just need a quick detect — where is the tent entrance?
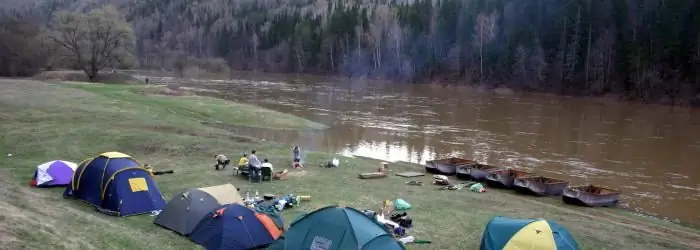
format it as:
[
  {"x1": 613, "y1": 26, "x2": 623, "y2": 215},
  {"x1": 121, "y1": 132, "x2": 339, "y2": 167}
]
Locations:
[{"x1": 301, "y1": 222, "x2": 348, "y2": 250}]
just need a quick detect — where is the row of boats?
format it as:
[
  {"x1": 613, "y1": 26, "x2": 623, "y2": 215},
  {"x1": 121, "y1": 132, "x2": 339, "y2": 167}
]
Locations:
[{"x1": 425, "y1": 157, "x2": 621, "y2": 207}]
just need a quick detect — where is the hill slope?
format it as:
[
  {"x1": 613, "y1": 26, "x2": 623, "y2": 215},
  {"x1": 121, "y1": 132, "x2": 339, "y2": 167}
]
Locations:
[{"x1": 2, "y1": 0, "x2": 700, "y2": 103}]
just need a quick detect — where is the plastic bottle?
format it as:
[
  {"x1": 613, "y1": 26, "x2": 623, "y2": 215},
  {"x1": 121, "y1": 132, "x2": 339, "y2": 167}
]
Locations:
[{"x1": 254, "y1": 190, "x2": 260, "y2": 201}]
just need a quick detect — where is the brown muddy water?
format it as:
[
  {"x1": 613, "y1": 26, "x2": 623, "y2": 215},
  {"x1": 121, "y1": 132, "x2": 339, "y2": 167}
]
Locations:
[{"x1": 137, "y1": 73, "x2": 700, "y2": 225}]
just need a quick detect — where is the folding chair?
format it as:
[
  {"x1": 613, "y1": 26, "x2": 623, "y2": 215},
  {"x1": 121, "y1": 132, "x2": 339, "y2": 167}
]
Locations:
[{"x1": 261, "y1": 167, "x2": 273, "y2": 181}]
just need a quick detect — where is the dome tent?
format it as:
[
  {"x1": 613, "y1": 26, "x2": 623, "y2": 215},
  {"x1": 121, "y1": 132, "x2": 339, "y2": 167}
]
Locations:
[
  {"x1": 31, "y1": 160, "x2": 77, "y2": 187},
  {"x1": 154, "y1": 184, "x2": 243, "y2": 235},
  {"x1": 480, "y1": 216, "x2": 580, "y2": 250},
  {"x1": 189, "y1": 203, "x2": 283, "y2": 250},
  {"x1": 63, "y1": 151, "x2": 165, "y2": 216},
  {"x1": 268, "y1": 205, "x2": 405, "y2": 250}
]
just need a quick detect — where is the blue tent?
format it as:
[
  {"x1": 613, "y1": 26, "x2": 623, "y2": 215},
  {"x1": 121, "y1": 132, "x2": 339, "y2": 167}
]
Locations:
[
  {"x1": 189, "y1": 203, "x2": 283, "y2": 250},
  {"x1": 63, "y1": 152, "x2": 165, "y2": 216},
  {"x1": 480, "y1": 216, "x2": 580, "y2": 250},
  {"x1": 268, "y1": 205, "x2": 405, "y2": 250}
]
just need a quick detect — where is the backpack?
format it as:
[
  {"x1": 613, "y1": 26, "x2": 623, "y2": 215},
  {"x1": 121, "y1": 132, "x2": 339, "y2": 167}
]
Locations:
[{"x1": 390, "y1": 212, "x2": 413, "y2": 229}]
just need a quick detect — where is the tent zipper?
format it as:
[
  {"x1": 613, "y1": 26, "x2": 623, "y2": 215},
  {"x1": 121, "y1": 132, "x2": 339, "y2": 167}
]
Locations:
[{"x1": 241, "y1": 220, "x2": 255, "y2": 244}]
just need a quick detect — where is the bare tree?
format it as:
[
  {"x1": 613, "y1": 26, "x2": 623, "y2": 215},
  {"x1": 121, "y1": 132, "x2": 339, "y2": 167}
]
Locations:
[
  {"x1": 589, "y1": 29, "x2": 614, "y2": 94},
  {"x1": 387, "y1": 19, "x2": 403, "y2": 74},
  {"x1": 48, "y1": 5, "x2": 135, "y2": 82},
  {"x1": 368, "y1": 5, "x2": 390, "y2": 70},
  {"x1": 472, "y1": 11, "x2": 499, "y2": 79},
  {"x1": 368, "y1": 23, "x2": 382, "y2": 70},
  {"x1": 292, "y1": 22, "x2": 312, "y2": 72},
  {"x1": 171, "y1": 51, "x2": 190, "y2": 77},
  {"x1": 513, "y1": 45, "x2": 530, "y2": 86},
  {"x1": 251, "y1": 31, "x2": 259, "y2": 72},
  {"x1": 513, "y1": 39, "x2": 548, "y2": 90},
  {"x1": 531, "y1": 43, "x2": 548, "y2": 84},
  {"x1": 319, "y1": 36, "x2": 336, "y2": 72}
]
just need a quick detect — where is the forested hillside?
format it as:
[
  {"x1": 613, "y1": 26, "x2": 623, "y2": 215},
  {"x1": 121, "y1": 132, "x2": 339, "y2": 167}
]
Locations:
[{"x1": 2, "y1": 0, "x2": 700, "y2": 104}]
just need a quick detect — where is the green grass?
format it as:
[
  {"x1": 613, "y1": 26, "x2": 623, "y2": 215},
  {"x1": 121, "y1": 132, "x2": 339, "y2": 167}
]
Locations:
[{"x1": 0, "y1": 79, "x2": 699, "y2": 250}]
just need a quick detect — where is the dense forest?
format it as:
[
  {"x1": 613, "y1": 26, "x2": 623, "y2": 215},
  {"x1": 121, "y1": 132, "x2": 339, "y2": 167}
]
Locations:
[{"x1": 1, "y1": 0, "x2": 700, "y2": 104}]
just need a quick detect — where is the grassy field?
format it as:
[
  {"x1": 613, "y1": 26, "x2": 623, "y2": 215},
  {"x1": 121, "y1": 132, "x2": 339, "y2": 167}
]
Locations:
[{"x1": 0, "y1": 79, "x2": 699, "y2": 250}]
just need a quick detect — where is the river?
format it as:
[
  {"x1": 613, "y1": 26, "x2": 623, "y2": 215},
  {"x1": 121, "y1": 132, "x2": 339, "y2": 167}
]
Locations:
[{"x1": 138, "y1": 72, "x2": 700, "y2": 225}]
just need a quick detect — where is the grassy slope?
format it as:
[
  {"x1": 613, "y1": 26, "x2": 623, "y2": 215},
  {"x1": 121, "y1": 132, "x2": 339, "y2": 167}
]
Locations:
[{"x1": 0, "y1": 79, "x2": 698, "y2": 250}]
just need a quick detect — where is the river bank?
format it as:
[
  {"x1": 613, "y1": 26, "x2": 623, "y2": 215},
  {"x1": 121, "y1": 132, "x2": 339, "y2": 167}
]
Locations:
[
  {"x1": 125, "y1": 69, "x2": 700, "y2": 107},
  {"x1": 0, "y1": 79, "x2": 698, "y2": 249}
]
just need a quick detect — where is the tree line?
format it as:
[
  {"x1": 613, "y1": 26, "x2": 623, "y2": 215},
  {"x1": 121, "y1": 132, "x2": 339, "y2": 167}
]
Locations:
[{"x1": 1, "y1": 0, "x2": 699, "y2": 105}]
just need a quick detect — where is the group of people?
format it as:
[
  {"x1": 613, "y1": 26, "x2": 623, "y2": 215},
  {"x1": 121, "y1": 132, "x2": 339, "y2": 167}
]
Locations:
[{"x1": 213, "y1": 146, "x2": 304, "y2": 182}]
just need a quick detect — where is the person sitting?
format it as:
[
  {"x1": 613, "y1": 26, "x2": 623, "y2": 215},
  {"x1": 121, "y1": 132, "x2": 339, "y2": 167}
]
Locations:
[
  {"x1": 261, "y1": 158, "x2": 274, "y2": 172},
  {"x1": 214, "y1": 154, "x2": 230, "y2": 170},
  {"x1": 259, "y1": 159, "x2": 288, "y2": 180},
  {"x1": 260, "y1": 159, "x2": 275, "y2": 181},
  {"x1": 236, "y1": 153, "x2": 249, "y2": 175}
]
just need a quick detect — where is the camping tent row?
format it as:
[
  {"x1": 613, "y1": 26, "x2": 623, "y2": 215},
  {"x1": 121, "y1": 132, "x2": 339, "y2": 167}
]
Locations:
[
  {"x1": 270, "y1": 210, "x2": 580, "y2": 250},
  {"x1": 154, "y1": 185, "x2": 408, "y2": 250},
  {"x1": 42, "y1": 152, "x2": 581, "y2": 250},
  {"x1": 30, "y1": 152, "x2": 166, "y2": 216}
]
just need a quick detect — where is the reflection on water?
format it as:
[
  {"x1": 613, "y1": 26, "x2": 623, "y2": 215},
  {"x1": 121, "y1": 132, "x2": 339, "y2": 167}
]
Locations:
[{"x1": 141, "y1": 73, "x2": 700, "y2": 225}]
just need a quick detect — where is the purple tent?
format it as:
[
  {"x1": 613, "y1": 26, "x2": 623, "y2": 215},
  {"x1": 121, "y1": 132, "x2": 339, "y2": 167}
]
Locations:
[{"x1": 32, "y1": 160, "x2": 78, "y2": 187}]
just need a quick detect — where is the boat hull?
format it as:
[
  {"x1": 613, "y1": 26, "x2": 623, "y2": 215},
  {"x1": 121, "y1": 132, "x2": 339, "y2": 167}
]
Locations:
[
  {"x1": 562, "y1": 185, "x2": 621, "y2": 207},
  {"x1": 455, "y1": 166, "x2": 470, "y2": 179},
  {"x1": 485, "y1": 169, "x2": 533, "y2": 188},
  {"x1": 425, "y1": 158, "x2": 475, "y2": 176},
  {"x1": 456, "y1": 164, "x2": 500, "y2": 181},
  {"x1": 513, "y1": 176, "x2": 568, "y2": 196}
]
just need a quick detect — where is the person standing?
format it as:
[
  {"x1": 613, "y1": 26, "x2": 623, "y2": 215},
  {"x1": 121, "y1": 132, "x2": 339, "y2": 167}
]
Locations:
[
  {"x1": 214, "y1": 154, "x2": 230, "y2": 170},
  {"x1": 292, "y1": 146, "x2": 301, "y2": 162},
  {"x1": 247, "y1": 150, "x2": 262, "y2": 181}
]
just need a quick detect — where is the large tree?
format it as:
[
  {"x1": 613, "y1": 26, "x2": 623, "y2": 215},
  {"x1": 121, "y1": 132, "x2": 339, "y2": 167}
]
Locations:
[
  {"x1": 0, "y1": 15, "x2": 47, "y2": 77},
  {"x1": 49, "y1": 5, "x2": 135, "y2": 81}
]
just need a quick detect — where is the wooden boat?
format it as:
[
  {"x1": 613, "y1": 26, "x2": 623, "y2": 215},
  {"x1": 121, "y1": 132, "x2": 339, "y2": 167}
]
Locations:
[
  {"x1": 485, "y1": 169, "x2": 533, "y2": 188},
  {"x1": 562, "y1": 185, "x2": 621, "y2": 207},
  {"x1": 456, "y1": 163, "x2": 500, "y2": 180},
  {"x1": 358, "y1": 172, "x2": 387, "y2": 179},
  {"x1": 424, "y1": 158, "x2": 475, "y2": 176},
  {"x1": 513, "y1": 176, "x2": 569, "y2": 196}
]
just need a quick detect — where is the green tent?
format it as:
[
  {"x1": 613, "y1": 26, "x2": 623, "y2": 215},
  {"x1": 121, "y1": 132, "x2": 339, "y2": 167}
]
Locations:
[{"x1": 268, "y1": 205, "x2": 405, "y2": 250}]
